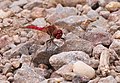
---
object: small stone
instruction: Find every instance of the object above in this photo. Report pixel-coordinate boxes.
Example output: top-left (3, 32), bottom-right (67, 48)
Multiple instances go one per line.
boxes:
top-left (1, 59), bottom-right (10, 65)
top-left (73, 61), bottom-right (95, 79)
top-left (72, 75), bottom-right (89, 83)
top-left (13, 35), bottom-right (21, 44)
top-left (31, 7), bottom-right (47, 19)
top-left (0, 35), bottom-right (12, 49)
top-left (46, 4), bottom-right (78, 23)
top-left (11, 60), bottom-right (21, 69)
top-left (100, 11), bottom-right (110, 19)
top-left (32, 18), bottom-right (47, 27)
top-left (7, 76), bottom-right (14, 82)
top-left (96, 7), bottom-right (103, 13)
top-left (0, 23), bottom-right (3, 28)
top-left (20, 31), bottom-right (27, 37)
top-left (57, 39), bottom-right (94, 55)
top-left (87, 9), bottom-right (99, 20)
top-left (10, 6), bottom-right (22, 13)
top-left (82, 5), bottom-right (91, 14)
top-left (50, 51), bottom-right (90, 70)
top-left (115, 76), bottom-right (120, 83)
top-left (110, 39), bottom-right (120, 55)
top-left (55, 15), bottom-right (91, 31)
top-left (105, 1), bottom-right (120, 12)
top-left (0, 74), bottom-right (7, 80)
top-left (65, 32), bottom-right (79, 40)
top-left (3, 41), bottom-right (32, 59)
top-left (0, 80), bottom-right (9, 83)
top-left (55, 63), bottom-right (74, 80)
top-left (0, 10), bottom-right (13, 19)
top-left (9, 0), bottom-right (28, 7)
top-left (98, 76), bottom-right (117, 83)
top-left (23, 0), bottom-right (43, 9)
top-left (54, 0), bottom-right (86, 6)
top-left (3, 63), bottom-right (12, 74)
top-left (88, 76), bottom-right (100, 83)
top-left (3, 18), bottom-right (13, 27)
top-left (38, 64), bottom-right (48, 69)
top-left (108, 13), bottom-right (119, 22)
top-left (20, 37), bottom-right (28, 43)
top-left (93, 44), bottom-right (107, 59)
top-left (20, 9), bottom-right (31, 18)
top-left (76, 4), bottom-right (83, 14)
top-left (6, 72), bottom-right (13, 78)
top-left (62, 72), bottom-right (76, 81)
top-left (108, 25), bottom-right (120, 34)
top-left (0, 0), bottom-right (12, 10)
top-left (116, 20), bottom-right (120, 26)
top-left (80, 31), bottom-right (112, 46)
top-left (34, 68), bottom-right (51, 78)
top-left (27, 31), bottom-right (34, 38)
top-left (14, 64), bottom-right (45, 83)
top-left (40, 77), bottom-right (65, 83)
top-left (19, 54), bottom-right (31, 65)
top-left (0, 63), bottom-right (4, 73)
top-left (112, 30), bottom-right (120, 39)
top-left (115, 66), bottom-right (120, 72)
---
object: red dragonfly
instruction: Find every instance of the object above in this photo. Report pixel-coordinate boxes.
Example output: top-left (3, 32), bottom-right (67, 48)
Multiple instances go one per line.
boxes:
top-left (25, 25), bottom-right (64, 50)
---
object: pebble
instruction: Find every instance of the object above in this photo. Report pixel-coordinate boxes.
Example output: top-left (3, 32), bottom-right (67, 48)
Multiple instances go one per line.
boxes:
top-left (46, 4), bottom-right (78, 23)
top-left (7, 76), bottom-right (14, 82)
top-left (54, 0), bottom-right (86, 6)
top-left (6, 72), bottom-right (13, 78)
top-left (116, 20), bottom-right (120, 26)
top-left (20, 37), bottom-right (28, 43)
top-left (20, 9), bottom-right (31, 18)
top-left (110, 39), bottom-right (120, 55)
top-left (32, 18), bottom-right (47, 27)
top-left (10, 6), bottom-right (22, 13)
top-left (98, 76), bottom-right (117, 83)
top-left (82, 5), bottom-right (91, 14)
top-left (9, 0), bottom-right (28, 7)
top-left (13, 35), bottom-right (21, 44)
top-left (11, 60), bottom-right (21, 69)
top-left (3, 63), bottom-right (12, 74)
top-left (0, 63), bottom-right (4, 73)
top-left (27, 31), bottom-right (34, 38)
top-left (31, 7), bottom-right (47, 19)
top-left (105, 1), bottom-right (120, 12)
top-left (108, 13), bottom-right (119, 22)
top-left (50, 51), bottom-right (90, 70)
top-left (0, 74), bottom-right (7, 80)
top-left (0, 23), bottom-right (3, 28)
top-left (0, 10), bottom-right (12, 19)
top-left (115, 76), bottom-right (120, 83)
top-left (3, 18), bottom-right (13, 27)
top-left (0, 0), bottom-right (12, 10)
top-left (99, 10), bottom-right (110, 19)
top-left (0, 35), bottom-right (12, 49)
top-left (73, 61), bottom-right (95, 79)
top-left (23, 0), bottom-right (43, 9)
top-left (115, 66), bottom-right (120, 72)
top-left (20, 31), bottom-right (27, 37)
top-left (112, 30), bottom-right (120, 39)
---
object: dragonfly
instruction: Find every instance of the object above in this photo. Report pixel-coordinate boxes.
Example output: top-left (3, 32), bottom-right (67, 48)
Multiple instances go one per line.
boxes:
top-left (25, 25), bottom-right (64, 50)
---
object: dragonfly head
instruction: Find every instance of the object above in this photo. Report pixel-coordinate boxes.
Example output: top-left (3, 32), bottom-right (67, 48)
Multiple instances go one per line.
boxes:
top-left (53, 29), bottom-right (63, 39)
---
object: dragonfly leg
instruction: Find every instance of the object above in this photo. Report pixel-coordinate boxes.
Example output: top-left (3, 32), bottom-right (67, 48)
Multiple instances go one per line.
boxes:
top-left (51, 40), bottom-right (59, 47)
top-left (61, 37), bottom-right (65, 41)
top-left (45, 39), bottom-right (52, 51)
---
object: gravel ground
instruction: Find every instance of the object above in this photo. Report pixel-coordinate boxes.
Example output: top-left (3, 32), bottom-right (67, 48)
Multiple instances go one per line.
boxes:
top-left (0, 0), bottom-right (120, 83)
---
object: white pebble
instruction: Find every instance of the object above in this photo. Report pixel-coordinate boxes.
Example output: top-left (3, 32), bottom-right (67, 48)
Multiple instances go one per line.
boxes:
top-left (73, 61), bottom-right (95, 79)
